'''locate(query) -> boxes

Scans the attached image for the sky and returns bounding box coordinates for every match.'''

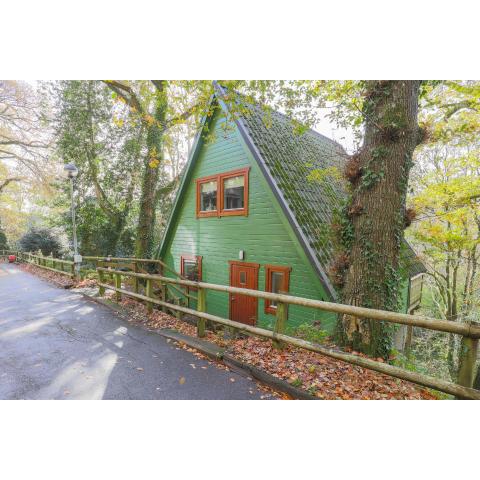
[311,109,356,153]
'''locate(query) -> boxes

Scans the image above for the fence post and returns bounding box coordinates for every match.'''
[98,269,105,296]
[404,325,413,357]
[161,283,167,312]
[273,301,287,349]
[114,273,122,301]
[197,287,206,338]
[457,321,479,393]
[134,262,139,294]
[146,278,153,314]
[175,298,182,320]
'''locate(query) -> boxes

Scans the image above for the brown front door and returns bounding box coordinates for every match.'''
[229,261,259,325]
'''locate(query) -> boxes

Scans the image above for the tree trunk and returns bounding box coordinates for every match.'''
[447,333,457,381]
[337,81,421,358]
[135,81,167,258]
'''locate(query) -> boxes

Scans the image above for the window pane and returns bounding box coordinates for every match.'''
[183,260,198,281]
[200,181,217,211]
[270,271,284,308]
[239,271,246,284]
[223,175,244,210]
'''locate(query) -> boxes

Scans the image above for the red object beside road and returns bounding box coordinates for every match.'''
[8,255,16,263]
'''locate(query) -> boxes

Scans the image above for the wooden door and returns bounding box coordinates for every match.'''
[229,261,259,325]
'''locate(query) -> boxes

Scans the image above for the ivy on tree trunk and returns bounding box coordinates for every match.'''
[135,81,167,258]
[336,80,421,359]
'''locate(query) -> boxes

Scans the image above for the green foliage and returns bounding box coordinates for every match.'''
[19,227,62,256]
[0,221,8,249]
[384,263,402,312]
[294,323,329,344]
[390,347,450,399]
[360,168,384,190]
[74,199,136,256]
[79,269,99,280]
[290,378,303,388]
[333,198,355,251]
[409,81,480,324]
[306,166,341,184]
[47,80,145,256]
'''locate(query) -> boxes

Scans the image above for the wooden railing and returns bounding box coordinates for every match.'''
[85,255,197,305]
[19,252,75,277]
[83,256,172,275]
[0,249,18,257]
[96,267,480,400]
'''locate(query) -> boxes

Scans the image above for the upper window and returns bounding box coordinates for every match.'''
[196,168,249,217]
[265,265,291,314]
[180,254,202,282]
[200,179,217,212]
[223,175,245,210]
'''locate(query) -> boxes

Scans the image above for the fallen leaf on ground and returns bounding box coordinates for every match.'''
[74,284,436,400]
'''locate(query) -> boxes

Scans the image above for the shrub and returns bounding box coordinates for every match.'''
[294,323,329,344]
[0,222,8,250]
[19,227,62,256]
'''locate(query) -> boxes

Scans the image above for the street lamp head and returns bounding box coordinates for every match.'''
[63,163,78,179]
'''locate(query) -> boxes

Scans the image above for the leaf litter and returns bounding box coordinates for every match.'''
[22,265,436,400]
[110,296,436,400]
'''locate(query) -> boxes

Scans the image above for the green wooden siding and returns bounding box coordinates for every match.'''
[162,113,336,333]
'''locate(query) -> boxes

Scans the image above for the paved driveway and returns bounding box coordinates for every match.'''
[0,263,271,399]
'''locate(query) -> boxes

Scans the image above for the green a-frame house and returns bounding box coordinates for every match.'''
[159,84,425,334]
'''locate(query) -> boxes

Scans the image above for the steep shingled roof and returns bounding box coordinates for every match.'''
[239,102,347,272]
[225,90,426,290]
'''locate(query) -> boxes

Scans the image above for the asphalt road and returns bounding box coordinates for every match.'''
[0,263,271,399]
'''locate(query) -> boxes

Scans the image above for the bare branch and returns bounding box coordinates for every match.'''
[151,80,165,92]
[155,175,180,203]
[0,176,23,193]
[163,102,201,131]
[102,80,144,114]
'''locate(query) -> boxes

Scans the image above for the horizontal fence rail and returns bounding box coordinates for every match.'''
[19,252,74,277]
[83,256,189,281]
[83,256,165,264]
[96,267,480,400]
[8,251,479,399]
[96,269,480,339]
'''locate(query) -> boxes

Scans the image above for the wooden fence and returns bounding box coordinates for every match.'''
[96,267,480,400]
[10,250,480,399]
[83,255,196,306]
[18,252,75,277]
[0,249,18,257]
